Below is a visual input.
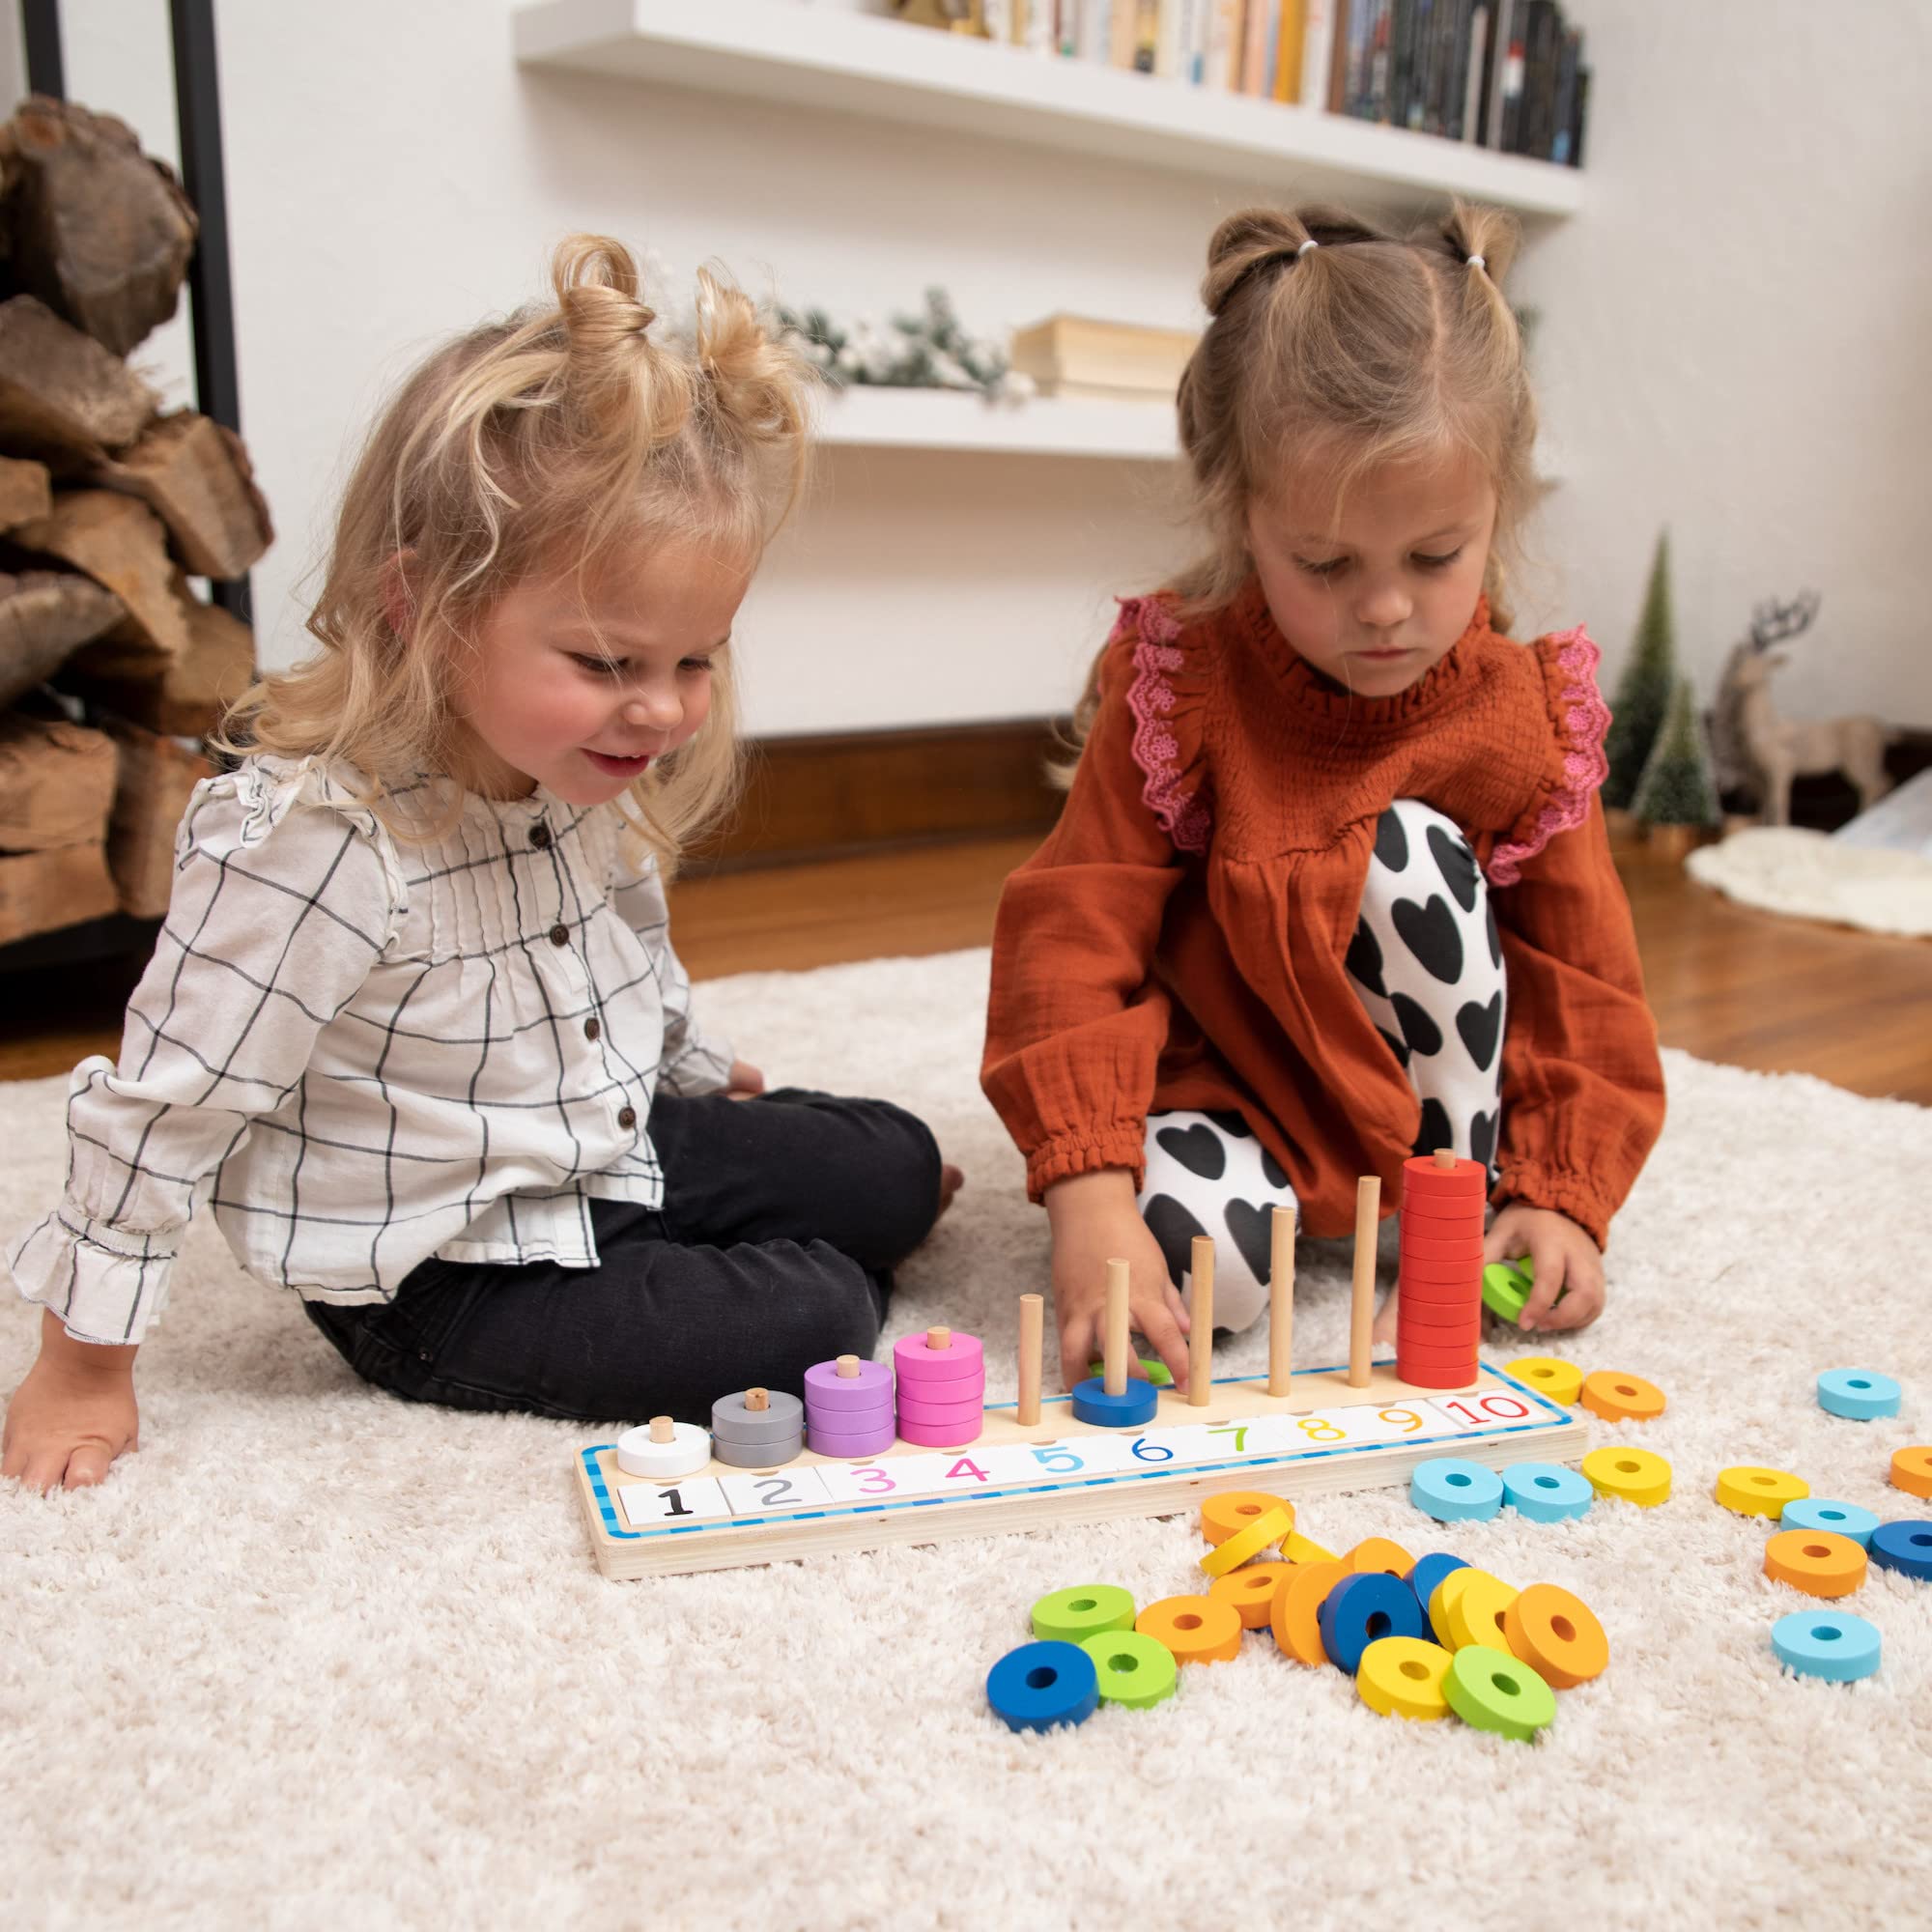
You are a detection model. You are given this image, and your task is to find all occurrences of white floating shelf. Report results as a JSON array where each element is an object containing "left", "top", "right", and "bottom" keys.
[
  {"left": 513, "top": 0, "right": 1585, "bottom": 219},
  {"left": 816, "top": 385, "right": 1177, "bottom": 460}
]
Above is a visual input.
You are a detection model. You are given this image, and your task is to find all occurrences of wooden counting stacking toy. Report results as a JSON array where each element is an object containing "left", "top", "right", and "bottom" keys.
[
  {"left": 1781, "top": 1498, "right": 1881, "bottom": 1548},
  {"left": 1771, "top": 1609, "right": 1882, "bottom": 1683},
  {"left": 1815, "top": 1369, "right": 1901, "bottom": 1421},
  {"left": 1889, "top": 1446, "right": 1932, "bottom": 1499},
  {"left": 1763, "top": 1528, "right": 1867, "bottom": 1599},
  {"left": 1868, "top": 1520, "right": 1932, "bottom": 1581},
  {"left": 1357, "top": 1635, "right": 1454, "bottom": 1720},
  {"left": 1716, "top": 1464, "right": 1809, "bottom": 1520},
  {"left": 1443, "top": 1644, "right": 1556, "bottom": 1740},
  {"left": 1502, "top": 1583, "right": 1608, "bottom": 1689},
  {"left": 615, "top": 1416, "right": 711, "bottom": 1482},
  {"left": 710, "top": 1388, "right": 805, "bottom": 1469},
  {"left": 1578, "top": 1370, "right": 1666, "bottom": 1423},
  {"left": 574, "top": 1208, "right": 1584, "bottom": 1579},
  {"left": 1504, "top": 1356, "right": 1584, "bottom": 1406},
  {"left": 1581, "top": 1445, "right": 1672, "bottom": 1508}
]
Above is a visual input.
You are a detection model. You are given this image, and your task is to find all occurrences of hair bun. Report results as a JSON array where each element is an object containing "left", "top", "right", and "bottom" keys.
[{"left": 552, "top": 233, "right": 658, "bottom": 358}]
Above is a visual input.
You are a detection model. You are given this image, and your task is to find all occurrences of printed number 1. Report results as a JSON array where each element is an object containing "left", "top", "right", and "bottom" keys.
[{"left": 660, "top": 1488, "right": 694, "bottom": 1518}]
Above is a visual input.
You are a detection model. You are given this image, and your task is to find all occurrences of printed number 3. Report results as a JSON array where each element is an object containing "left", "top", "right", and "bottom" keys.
[{"left": 855, "top": 1466, "right": 895, "bottom": 1494}]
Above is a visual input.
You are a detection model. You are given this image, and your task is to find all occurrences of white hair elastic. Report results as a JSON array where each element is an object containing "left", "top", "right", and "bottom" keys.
[
  {"left": 1465, "top": 253, "right": 1487, "bottom": 271},
  {"left": 1296, "top": 238, "right": 1320, "bottom": 256}
]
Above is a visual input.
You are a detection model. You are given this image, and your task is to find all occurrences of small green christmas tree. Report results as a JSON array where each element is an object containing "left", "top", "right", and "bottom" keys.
[
  {"left": 1602, "top": 530, "right": 1677, "bottom": 811},
  {"left": 1631, "top": 675, "right": 1720, "bottom": 828}
]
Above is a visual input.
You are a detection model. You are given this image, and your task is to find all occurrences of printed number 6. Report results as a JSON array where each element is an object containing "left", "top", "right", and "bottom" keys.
[{"left": 1130, "top": 1436, "right": 1174, "bottom": 1463}]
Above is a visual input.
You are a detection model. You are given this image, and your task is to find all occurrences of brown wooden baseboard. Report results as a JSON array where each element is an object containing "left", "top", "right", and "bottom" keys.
[{"left": 690, "top": 717, "right": 1068, "bottom": 873}]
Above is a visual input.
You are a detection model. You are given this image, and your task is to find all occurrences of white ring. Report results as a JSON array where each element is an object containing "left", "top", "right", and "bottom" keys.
[{"left": 616, "top": 1420, "right": 712, "bottom": 1480}]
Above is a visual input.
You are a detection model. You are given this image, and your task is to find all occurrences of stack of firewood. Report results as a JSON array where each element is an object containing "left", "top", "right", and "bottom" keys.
[{"left": 0, "top": 96, "right": 270, "bottom": 950}]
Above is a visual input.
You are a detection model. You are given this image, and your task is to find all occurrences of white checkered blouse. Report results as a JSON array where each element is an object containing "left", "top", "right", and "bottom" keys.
[{"left": 8, "top": 755, "right": 733, "bottom": 1346}]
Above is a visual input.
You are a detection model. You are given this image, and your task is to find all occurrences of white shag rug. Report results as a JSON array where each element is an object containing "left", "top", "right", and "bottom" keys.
[
  {"left": 5, "top": 948, "right": 1932, "bottom": 1932},
  {"left": 1687, "top": 826, "right": 1932, "bottom": 936}
]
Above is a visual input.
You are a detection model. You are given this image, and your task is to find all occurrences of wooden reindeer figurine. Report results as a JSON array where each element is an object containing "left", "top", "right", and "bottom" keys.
[{"left": 1712, "top": 592, "right": 1892, "bottom": 827}]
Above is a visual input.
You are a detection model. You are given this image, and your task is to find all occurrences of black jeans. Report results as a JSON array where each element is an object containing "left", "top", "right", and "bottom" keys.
[{"left": 304, "top": 1088, "right": 943, "bottom": 1425}]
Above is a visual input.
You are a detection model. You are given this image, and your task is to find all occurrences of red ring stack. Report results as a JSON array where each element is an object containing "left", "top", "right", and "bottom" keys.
[{"left": 1396, "top": 1152, "right": 1485, "bottom": 1390}]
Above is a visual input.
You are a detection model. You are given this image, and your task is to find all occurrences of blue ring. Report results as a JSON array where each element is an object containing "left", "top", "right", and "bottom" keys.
[
  {"left": 1410, "top": 1457, "right": 1504, "bottom": 1522},
  {"left": 1771, "top": 1610, "right": 1881, "bottom": 1682},
  {"left": 1502, "top": 1462, "right": 1594, "bottom": 1523},
  {"left": 1815, "top": 1369, "right": 1902, "bottom": 1421},
  {"left": 1318, "top": 1572, "right": 1428, "bottom": 1674},
  {"left": 1869, "top": 1519, "right": 1932, "bottom": 1581},
  {"left": 1781, "top": 1497, "right": 1881, "bottom": 1548},
  {"left": 1406, "top": 1551, "right": 1469, "bottom": 1621},
  {"left": 986, "top": 1639, "right": 1100, "bottom": 1732},
  {"left": 1068, "top": 1376, "right": 1158, "bottom": 1428}
]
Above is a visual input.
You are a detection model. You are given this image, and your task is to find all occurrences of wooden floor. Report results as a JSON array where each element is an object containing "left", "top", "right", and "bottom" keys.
[{"left": 3, "top": 834, "right": 1928, "bottom": 1104}]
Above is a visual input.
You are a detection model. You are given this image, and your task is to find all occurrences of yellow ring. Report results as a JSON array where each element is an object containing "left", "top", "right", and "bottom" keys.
[
  {"left": 1581, "top": 1445, "right": 1672, "bottom": 1507},
  {"left": 1715, "top": 1464, "right": 1808, "bottom": 1519},
  {"left": 1200, "top": 1504, "right": 1293, "bottom": 1577}
]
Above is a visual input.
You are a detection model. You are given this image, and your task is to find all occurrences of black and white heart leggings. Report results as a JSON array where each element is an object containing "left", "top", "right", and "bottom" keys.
[{"left": 1139, "top": 799, "right": 1506, "bottom": 1332}]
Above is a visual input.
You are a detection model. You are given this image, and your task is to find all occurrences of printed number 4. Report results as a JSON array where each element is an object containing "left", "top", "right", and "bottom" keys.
[{"left": 946, "top": 1458, "right": 990, "bottom": 1485}]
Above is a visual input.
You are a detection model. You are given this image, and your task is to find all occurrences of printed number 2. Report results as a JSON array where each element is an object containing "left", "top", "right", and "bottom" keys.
[{"left": 754, "top": 1477, "right": 799, "bottom": 1507}]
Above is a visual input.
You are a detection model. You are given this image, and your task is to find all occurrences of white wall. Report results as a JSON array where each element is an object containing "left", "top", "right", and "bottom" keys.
[{"left": 21, "top": 0, "right": 1932, "bottom": 732}]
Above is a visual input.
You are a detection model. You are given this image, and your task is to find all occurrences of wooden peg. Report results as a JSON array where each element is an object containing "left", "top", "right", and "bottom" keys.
[
  {"left": 1102, "top": 1258, "right": 1130, "bottom": 1397},
  {"left": 835, "top": 1354, "right": 860, "bottom": 1378},
  {"left": 1433, "top": 1147, "right": 1456, "bottom": 1170},
  {"left": 1188, "top": 1235, "right": 1214, "bottom": 1406},
  {"left": 1017, "top": 1293, "right": 1043, "bottom": 1427},
  {"left": 1348, "top": 1176, "right": 1380, "bottom": 1388},
  {"left": 1267, "top": 1205, "right": 1295, "bottom": 1397},
  {"left": 745, "top": 1387, "right": 770, "bottom": 1411},
  {"left": 648, "top": 1415, "right": 673, "bottom": 1443},
  {"left": 927, "top": 1325, "right": 952, "bottom": 1352}
]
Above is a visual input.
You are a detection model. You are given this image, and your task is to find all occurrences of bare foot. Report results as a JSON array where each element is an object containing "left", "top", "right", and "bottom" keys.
[{"left": 937, "top": 1163, "right": 965, "bottom": 1216}]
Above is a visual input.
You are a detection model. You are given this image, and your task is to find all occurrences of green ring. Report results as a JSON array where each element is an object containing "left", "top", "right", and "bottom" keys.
[
  {"left": 1079, "top": 1629, "right": 1178, "bottom": 1710},
  {"left": 1442, "top": 1643, "right": 1556, "bottom": 1740},
  {"left": 1087, "top": 1355, "right": 1174, "bottom": 1387},
  {"left": 1031, "top": 1583, "right": 1136, "bottom": 1645}
]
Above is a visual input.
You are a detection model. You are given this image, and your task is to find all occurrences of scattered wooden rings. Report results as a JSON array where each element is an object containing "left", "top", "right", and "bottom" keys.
[
  {"left": 1581, "top": 1445, "right": 1672, "bottom": 1507},
  {"left": 1444, "top": 1644, "right": 1556, "bottom": 1740},
  {"left": 1502, "top": 1582, "right": 1608, "bottom": 1688},
  {"left": 1200, "top": 1490, "right": 1294, "bottom": 1548},
  {"left": 1406, "top": 1552, "right": 1469, "bottom": 1621},
  {"left": 1504, "top": 1356, "right": 1583, "bottom": 1405},
  {"left": 1344, "top": 1536, "right": 1415, "bottom": 1578},
  {"left": 1210, "top": 1562, "right": 1290, "bottom": 1630},
  {"left": 1780, "top": 1498, "right": 1880, "bottom": 1548},
  {"left": 1079, "top": 1629, "right": 1178, "bottom": 1708},
  {"left": 1501, "top": 1463, "right": 1594, "bottom": 1523},
  {"left": 1771, "top": 1609, "right": 1881, "bottom": 1683},
  {"left": 1716, "top": 1464, "right": 1809, "bottom": 1519},
  {"left": 1272, "top": 1560, "right": 1351, "bottom": 1665},
  {"left": 1135, "top": 1593, "right": 1242, "bottom": 1664},
  {"left": 1318, "top": 1572, "right": 1428, "bottom": 1673},
  {"left": 1356, "top": 1635, "right": 1454, "bottom": 1720},
  {"left": 986, "top": 1640, "right": 1097, "bottom": 1732},
  {"left": 1030, "top": 1583, "right": 1136, "bottom": 1644},
  {"left": 1889, "top": 1446, "right": 1932, "bottom": 1499},
  {"left": 1578, "top": 1370, "right": 1666, "bottom": 1423},
  {"left": 615, "top": 1418, "right": 712, "bottom": 1480},
  {"left": 1409, "top": 1458, "right": 1504, "bottom": 1522},
  {"left": 1437, "top": 1568, "right": 1520, "bottom": 1652},
  {"left": 1814, "top": 1368, "right": 1901, "bottom": 1421},
  {"left": 1199, "top": 1505, "right": 1294, "bottom": 1577},
  {"left": 1764, "top": 1528, "right": 1867, "bottom": 1599},
  {"left": 1868, "top": 1520, "right": 1932, "bottom": 1581}
]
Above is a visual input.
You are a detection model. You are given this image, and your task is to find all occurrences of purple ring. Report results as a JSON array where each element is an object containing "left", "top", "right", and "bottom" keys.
[{"left": 804, "top": 1358, "right": 895, "bottom": 1411}]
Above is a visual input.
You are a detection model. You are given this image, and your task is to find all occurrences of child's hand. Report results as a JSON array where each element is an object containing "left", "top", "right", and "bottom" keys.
[
  {"left": 1043, "top": 1169, "right": 1191, "bottom": 1393},
  {"left": 724, "top": 1059, "right": 766, "bottom": 1099},
  {"left": 2, "top": 1311, "right": 140, "bottom": 1493},
  {"left": 1485, "top": 1204, "right": 1605, "bottom": 1332}
]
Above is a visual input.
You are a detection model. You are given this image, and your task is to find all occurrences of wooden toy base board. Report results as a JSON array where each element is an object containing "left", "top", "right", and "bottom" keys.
[{"left": 575, "top": 1358, "right": 1584, "bottom": 1580}]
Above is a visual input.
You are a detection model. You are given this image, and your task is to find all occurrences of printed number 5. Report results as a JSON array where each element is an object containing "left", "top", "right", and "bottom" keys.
[{"left": 1031, "top": 1447, "right": 1085, "bottom": 1473}]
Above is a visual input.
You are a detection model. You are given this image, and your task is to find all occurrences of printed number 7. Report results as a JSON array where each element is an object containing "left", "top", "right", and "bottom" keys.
[{"left": 1207, "top": 1426, "right": 1249, "bottom": 1453}]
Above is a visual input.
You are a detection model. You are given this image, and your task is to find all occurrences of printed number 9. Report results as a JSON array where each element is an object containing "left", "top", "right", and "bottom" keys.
[{"left": 1377, "top": 1407, "right": 1424, "bottom": 1434}]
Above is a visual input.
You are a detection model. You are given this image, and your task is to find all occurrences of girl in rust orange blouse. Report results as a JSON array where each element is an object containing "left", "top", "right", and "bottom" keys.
[{"left": 982, "top": 201, "right": 1664, "bottom": 1393}]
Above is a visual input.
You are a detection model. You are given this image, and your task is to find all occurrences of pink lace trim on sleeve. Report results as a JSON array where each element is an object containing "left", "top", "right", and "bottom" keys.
[
  {"left": 1487, "top": 623, "right": 1611, "bottom": 888},
  {"left": 1120, "top": 595, "right": 1211, "bottom": 856}
]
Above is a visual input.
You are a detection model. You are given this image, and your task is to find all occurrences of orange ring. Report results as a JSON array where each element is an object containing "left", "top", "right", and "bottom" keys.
[
  {"left": 1890, "top": 1446, "right": 1932, "bottom": 1499},
  {"left": 1578, "top": 1370, "right": 1666, "bottom": 1423},
  {"left": 1501, "top": 1582, "right": 1608, "bottom": 1688},
  {"left": 1764, "top": 1528, "right": 1868, "bottom": 1599},
  {"left": 1200, "top": 1490, "right": 1295, "bottom": 1547},
  {"left": 1270, "top": 1559, "right": 1350, "bottom": 1665},
  {"left": 1209, "top": 1563, "right": 1290, "bottom": 1630},
  {"left": 1344, "top": 1536, "right": 1416, "bottom": 1578},
  {"left": 1135, "top": 1593, "right": 1243, "bottom": 1663}
]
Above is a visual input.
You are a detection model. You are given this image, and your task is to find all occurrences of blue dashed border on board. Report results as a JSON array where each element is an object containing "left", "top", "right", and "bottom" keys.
[{"left": 582, "top": 1357, "right": 1572, "bottom": 1545}]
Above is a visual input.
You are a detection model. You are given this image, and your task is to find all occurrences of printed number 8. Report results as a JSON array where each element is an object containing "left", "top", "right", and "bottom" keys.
[{"left": 1297, "top": 1416, "right": 1347, "bottom": 1443}]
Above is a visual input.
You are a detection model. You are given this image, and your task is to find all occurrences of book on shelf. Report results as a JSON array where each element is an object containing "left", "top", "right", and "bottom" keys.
[{"left": 1009, "top": 314, "right": 1199, "bottom": 395}]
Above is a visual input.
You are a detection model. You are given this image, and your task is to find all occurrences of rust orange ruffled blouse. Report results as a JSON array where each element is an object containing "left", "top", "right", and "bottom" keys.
[{"left": 980, "top": 582, "right": 1665, "bottom": 1247}]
